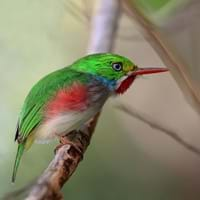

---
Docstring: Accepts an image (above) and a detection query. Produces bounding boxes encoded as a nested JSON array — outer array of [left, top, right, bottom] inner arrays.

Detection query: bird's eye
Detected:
[[112, 62, 122, 71]]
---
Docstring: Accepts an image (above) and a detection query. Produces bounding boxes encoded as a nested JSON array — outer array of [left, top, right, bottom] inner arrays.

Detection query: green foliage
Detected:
[[135, 0, 171, 11]]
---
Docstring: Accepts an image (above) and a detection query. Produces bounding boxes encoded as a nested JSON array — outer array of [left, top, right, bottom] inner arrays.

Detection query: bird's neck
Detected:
[[94, 75, 117, 91], [93, 75, 135, 95]]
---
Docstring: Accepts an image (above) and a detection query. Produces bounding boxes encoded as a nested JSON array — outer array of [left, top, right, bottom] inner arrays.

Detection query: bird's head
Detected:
[[71, 53, 168, 94]]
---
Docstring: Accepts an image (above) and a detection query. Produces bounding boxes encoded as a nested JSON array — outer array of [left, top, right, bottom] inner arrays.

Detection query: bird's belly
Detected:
[[34, 108, 97, 143]]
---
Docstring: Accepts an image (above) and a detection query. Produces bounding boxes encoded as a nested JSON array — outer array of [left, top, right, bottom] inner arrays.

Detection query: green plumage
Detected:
[[12, 53, 136, 182], [18, 53, 133, 141], [19, 68, 89, 141], [71, 53, 134, 80], [12, 69, 90, 182], [12, 144, 25, 182]]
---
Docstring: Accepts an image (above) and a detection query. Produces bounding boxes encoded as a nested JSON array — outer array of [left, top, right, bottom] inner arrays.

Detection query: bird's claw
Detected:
[[54, 136, 84, 160]]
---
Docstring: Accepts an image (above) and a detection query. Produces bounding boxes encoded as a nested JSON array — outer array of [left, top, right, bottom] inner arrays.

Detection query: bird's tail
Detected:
[[12, 143, 25, 183]]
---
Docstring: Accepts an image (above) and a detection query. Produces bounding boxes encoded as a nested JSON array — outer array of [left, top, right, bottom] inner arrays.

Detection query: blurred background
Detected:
[[1, 0, 200, 199]]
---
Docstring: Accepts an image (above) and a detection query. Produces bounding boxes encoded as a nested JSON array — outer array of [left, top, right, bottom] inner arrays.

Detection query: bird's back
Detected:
[[16, 66, 110, 143]]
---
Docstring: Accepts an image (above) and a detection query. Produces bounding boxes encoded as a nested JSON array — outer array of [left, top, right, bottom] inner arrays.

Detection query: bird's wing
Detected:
[[15, 68, 90, 143]]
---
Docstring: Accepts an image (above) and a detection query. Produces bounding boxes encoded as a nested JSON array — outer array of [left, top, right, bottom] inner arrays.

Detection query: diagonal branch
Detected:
[[25, 113, 100, 200], [23, 1, 121, 199], [116, 103, 200, 157]]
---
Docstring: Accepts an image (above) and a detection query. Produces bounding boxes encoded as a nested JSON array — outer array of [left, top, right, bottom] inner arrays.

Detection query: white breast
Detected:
[[34, 108, 97, 143]]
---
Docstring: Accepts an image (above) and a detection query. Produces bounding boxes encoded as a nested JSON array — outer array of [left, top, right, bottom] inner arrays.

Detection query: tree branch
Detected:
[[24, 0, 121, 199], [25, 113, 100, 200], [87, 0, 121, 53], [116, 103, 200, 157]]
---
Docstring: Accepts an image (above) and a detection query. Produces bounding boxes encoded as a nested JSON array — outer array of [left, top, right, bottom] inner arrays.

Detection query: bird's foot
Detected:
[[54, 136, 84, 160]]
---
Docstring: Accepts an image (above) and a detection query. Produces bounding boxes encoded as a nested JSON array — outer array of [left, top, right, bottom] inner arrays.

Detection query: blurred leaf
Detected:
[[124, 0, 200, 114], [134, 0, 171, 12]]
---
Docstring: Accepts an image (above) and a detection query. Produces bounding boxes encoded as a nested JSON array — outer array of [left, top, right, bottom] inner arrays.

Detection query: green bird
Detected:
[[12, 53, 168, 182]]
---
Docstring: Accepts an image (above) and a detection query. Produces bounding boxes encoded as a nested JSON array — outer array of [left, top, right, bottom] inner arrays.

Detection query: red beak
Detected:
[[132, 67, 168, 76], [116, 67, 168, 94]]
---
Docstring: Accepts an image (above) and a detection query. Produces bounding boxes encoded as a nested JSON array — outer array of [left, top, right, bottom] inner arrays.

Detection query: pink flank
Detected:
[[46, 83, 88, 117]]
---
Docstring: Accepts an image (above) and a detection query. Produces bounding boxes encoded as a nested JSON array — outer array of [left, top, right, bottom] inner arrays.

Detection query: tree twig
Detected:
[[62, 0, 87, 24], [116, 103, 200, 157]]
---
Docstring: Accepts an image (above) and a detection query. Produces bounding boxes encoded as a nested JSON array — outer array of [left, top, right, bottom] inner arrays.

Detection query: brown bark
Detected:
[[25, 0, 121, 199], [25, 113, 100, 200]]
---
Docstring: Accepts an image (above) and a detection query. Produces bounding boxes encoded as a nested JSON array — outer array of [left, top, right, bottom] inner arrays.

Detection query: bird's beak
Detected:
[[131, 67, 168, 76], [115, 67, 168, 94]]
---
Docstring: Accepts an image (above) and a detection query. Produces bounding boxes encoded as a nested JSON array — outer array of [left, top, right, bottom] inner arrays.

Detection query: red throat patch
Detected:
[[46, 83, 88, 116], [116, 76, 136, 94]]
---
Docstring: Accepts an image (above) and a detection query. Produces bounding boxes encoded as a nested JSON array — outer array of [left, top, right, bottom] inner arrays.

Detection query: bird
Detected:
[[12, 53, 168, 182]]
